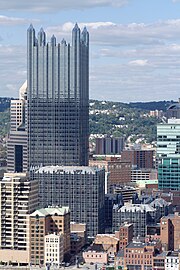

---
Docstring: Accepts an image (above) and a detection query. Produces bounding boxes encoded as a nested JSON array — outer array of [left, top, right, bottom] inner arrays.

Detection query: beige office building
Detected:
[[44, 233, 64, 267], [29, 206, 70, 266], [0, 172, 38, 266]]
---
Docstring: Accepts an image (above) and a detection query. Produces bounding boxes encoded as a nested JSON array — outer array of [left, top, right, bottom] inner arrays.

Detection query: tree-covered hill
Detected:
[[0, 98, 172, 142]]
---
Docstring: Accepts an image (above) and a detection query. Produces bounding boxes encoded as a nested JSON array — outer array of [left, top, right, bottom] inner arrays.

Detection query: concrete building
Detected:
[[165, 251, 180, 270], [112, 185, 138, 203], [167, 100, 180, 119], [105, 194, 123, 233], [30, 166, 105, 238], [150, 198, 171, 222], [7, 82, 27, 173], [160, 212, 180, 251], [0, 172, 38, 266], [113, 204, 156, 237], [131, 168, 158, 183], [121, 149, 154, 169], [27, 24, 89, 168], [95, 136, 124, 155], [44, 233, 64, 267], [157, 119, 180, 190], [70, 223, 86, 254], [29, 206, 70, 266]]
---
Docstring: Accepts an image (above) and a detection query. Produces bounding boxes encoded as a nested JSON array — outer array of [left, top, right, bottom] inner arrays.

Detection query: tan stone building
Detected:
[[94, 234, 119, 260], [29, 206, 70, 266], [0, 172, 38, 266]]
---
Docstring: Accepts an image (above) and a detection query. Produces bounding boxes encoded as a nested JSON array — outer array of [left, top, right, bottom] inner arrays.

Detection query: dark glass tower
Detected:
[[27, 24, 89, 168]]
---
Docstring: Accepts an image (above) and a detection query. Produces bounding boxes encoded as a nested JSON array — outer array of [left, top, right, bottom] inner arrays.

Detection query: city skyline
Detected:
[[1, 1, 180, 101]]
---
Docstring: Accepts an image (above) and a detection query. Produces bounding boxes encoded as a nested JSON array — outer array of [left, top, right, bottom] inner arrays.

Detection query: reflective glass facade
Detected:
[[27, 24, 89, 168], [157, 120, 180, 190]]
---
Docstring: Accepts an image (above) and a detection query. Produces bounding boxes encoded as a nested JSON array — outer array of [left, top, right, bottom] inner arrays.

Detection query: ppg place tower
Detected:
[[27, 24, 89, 168]]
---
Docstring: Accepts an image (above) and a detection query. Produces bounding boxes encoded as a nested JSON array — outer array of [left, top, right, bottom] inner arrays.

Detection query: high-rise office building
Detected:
[[30, 166, 105, 238], [7, 82, 27, 173], [157, 119, 180, 190], [27, 24, 89, 168], [95, 136, 124, 155], [0, 172, 38, 266]]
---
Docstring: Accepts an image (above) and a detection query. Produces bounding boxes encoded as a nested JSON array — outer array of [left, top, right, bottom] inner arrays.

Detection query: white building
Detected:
[[165, 251, 180, 270], [45, 233, 64, 267]]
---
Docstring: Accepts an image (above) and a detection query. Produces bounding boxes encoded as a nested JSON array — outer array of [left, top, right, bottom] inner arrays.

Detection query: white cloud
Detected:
[[128, 59, 149, 66], [0, 45, 26, 97], [0, 15, 39, 26], [0, 0, 129, 12], [44, 19, 180, 47], [2, 18, 180, 101]]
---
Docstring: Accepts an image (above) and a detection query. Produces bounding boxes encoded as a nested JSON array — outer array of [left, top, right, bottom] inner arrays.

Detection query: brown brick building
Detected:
[[160, 212, 180, 251], [29, 206, 70, 266], [121, 149, 154, 169], [116, 239, 162, 270], [115, 223, 133, 249], [108, 161, 131, 189]]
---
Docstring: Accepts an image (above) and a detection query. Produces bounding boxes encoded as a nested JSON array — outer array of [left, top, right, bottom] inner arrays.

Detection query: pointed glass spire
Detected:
[[38, 27, 46, 46], [81, 26, 89, 45], [61, 38, 66, 45], [51, 34, 56, 46], [28, 24, 34, 31], [73, 22, 79, 31]]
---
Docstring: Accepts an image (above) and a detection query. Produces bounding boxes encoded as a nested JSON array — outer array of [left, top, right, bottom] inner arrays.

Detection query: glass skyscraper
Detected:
[[157, 119, 180, 190], [27, 24, 89, 168]]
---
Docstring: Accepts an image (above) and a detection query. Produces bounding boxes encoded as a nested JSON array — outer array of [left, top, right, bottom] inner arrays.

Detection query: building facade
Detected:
[[0, 172, 38, 266], [108, 161, 132, 190], [7, 82, 28, 173], [27, 24, 89, 168], [44, 233, 64, 267], [113, 204, 156, 237], [29, 206, 70, 266], [115, 222, 133, 249], [95, 136, 124, 155], [160, 212, 180, 251], [157, 119, 180, 190], [30, 166, 105, 238], [121, 149, 154, 169]]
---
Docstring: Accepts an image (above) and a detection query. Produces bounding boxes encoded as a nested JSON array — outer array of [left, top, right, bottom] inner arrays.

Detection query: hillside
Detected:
[[0, 98, 170, 143], [89, 100, 163, 143]]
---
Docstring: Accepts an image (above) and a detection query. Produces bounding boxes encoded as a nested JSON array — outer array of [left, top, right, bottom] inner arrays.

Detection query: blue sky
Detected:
[[1, 0, 180, 102]]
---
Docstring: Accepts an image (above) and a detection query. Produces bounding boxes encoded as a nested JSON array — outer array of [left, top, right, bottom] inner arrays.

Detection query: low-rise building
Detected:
[[123, 239, 162, 270], [44, 233, 64, 267], [94, 234, 119, 260], [83, 244, 108, 264], [70, 222, 87, 254], [115, 223, 133, 249], [165, 251, 180, 270]]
